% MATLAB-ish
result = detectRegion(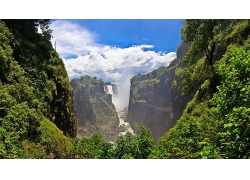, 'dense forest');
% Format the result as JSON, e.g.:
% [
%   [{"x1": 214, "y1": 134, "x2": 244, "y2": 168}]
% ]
[
  {"x1": 0, "y1": 20, "x2": 77, "y2": 158},
  {"x1": 153, "y1": 20, "x2": 250, "y2": 159},
  {"x1": 1, "y1": 19, "x2": 250, "y2": 159}
]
